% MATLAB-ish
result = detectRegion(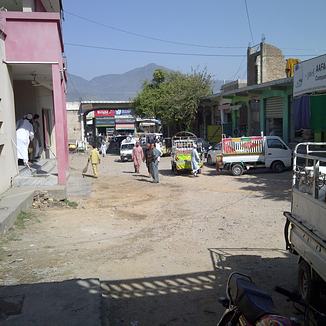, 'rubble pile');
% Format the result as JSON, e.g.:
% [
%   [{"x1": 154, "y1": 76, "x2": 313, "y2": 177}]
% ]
[{"x1": 32, "y1": 191, "x2": 77, "y2": 209}]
